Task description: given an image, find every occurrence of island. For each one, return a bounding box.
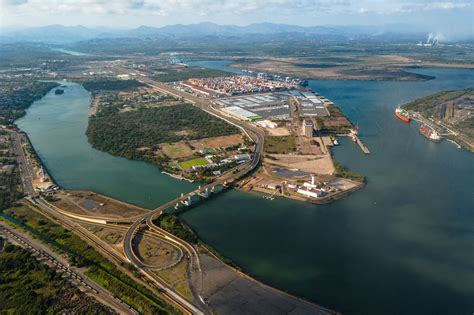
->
[81,69,368,205]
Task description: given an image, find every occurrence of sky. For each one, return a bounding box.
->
[1,0,473,39]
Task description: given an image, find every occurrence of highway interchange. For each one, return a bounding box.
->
[118,72,266,314]
[7,71,266,314]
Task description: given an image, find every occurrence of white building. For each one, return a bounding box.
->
[234,154,252,162]
[257,119,278,129]
[297,186,326,198]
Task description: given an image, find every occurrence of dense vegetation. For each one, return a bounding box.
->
[87,104,239,163]
[0,43,64,69]
[158,214,197,244]
[0,131,23,210]
[402,88,473,116]
[67,34,474,67]
[82,79,145,93]
[0,242,113,314]
[3,204,178,314]
[153,67,231,82]
[334,161,366,183]
[0,80,59,124]
[318,105,353,133]
[402,88,474,151]
[0,168,22,210]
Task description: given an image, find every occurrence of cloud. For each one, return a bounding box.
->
[3,0,28,5]
[1,0,472,32]
[355,1,473,14]
[2,0,471,17]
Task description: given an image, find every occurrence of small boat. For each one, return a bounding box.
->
[263,195,275,200]
[330,135,339,145]
[395,108,411,122]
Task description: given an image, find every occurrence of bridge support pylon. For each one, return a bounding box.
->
[198,188,209,198]
[181,195,193,207]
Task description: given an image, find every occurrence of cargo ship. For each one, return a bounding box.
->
[419,125,441,142]
[395,108,410,122]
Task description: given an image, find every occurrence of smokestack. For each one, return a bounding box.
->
[311,174,316,186]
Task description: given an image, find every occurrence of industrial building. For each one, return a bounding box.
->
[303,120,314,138]
[223,106,263,121]
[215,89,330,122]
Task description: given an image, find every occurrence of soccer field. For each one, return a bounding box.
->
[178,157,209,169]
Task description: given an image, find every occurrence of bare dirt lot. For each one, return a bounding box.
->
[187,134,244,150]
[51,190,149,218]
[267,127,291,136]
[160,134,244,159]
[197,249,335,315]
[134,232,182,269]
[265,153,335,175]
[229,54,466,81]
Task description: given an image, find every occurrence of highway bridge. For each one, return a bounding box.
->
[14,66,265,314]
[116,69,266,314]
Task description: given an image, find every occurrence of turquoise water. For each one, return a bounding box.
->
[17,67,474,314]
[16,82,196,208]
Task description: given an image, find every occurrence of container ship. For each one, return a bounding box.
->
[419,125,441,142]
[395,108,410,122]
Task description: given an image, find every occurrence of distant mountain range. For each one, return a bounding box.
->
[0,22,431,44]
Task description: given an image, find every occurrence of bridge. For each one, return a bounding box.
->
[115,70,265,314]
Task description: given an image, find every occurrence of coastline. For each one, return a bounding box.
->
[16,115,339,313]
[240,180,365,205]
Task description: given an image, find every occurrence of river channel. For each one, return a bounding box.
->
[17,66,474,314]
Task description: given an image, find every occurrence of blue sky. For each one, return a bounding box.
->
[1,0,473,39]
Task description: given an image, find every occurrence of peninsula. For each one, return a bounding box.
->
[82,60,367,203]
[402,88,474,152]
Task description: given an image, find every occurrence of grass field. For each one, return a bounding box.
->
[178,157,209,169]
[264,134,296,154]
[161,142,193,159]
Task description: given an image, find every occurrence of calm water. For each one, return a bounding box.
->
[16,82,196,208]
[18,67,474,314]
[184,63,474,314]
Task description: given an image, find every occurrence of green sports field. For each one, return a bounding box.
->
[178,157,209,169]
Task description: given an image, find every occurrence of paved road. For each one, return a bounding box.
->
[0,221,135,314]
[116,70,266,314]
[7,125,196,314]
[7,130,37,196]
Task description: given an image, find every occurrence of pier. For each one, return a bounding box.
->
[355,136,370,154]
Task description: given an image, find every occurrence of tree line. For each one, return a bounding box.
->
[87,103,239,163]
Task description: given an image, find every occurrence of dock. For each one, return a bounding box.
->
[161,171,195,183]
[355,136,370,154]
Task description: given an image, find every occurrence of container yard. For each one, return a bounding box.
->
[214,89,330,121]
